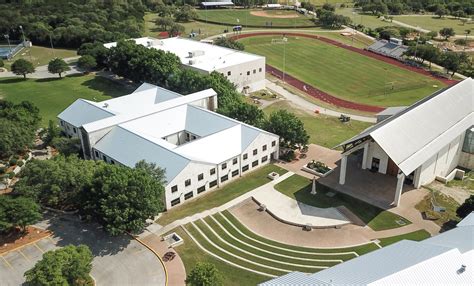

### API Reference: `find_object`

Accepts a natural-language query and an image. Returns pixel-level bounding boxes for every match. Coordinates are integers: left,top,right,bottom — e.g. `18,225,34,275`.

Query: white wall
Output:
59,120,80,138
459,152,474,170
217,57,266,93
365,141,389,174
417,134,464,186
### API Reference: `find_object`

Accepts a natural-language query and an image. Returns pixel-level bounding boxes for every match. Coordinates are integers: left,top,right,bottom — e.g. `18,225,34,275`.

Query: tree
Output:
135,160,166,182
222,102,266,128
457,195,474,219
50,137,82,156
0,195,41,233
439,27,455,40
427,31,438,39
174,5,197,22
11,59,35,78
44,120,61,145
441,52,461,76
186,263,223,286
24,245,93,286
77,55,97,73
168,23,185,37
435,7,448,18
155,16,175,31
0,59,4,68
214,37,244,51
264,110,309,149
82,164,165,235
77,42,109,68
48,58,70,78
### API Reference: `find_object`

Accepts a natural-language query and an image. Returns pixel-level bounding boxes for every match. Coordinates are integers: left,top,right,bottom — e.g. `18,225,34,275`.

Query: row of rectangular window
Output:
227,67,263,77
171,183,210,207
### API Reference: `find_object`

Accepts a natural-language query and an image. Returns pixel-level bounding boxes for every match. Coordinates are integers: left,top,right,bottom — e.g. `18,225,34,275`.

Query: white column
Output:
394,172,405,206
361,143,369,170
339,155,348,185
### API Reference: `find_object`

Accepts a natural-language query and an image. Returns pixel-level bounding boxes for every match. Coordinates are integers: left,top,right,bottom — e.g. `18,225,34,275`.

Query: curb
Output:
130,234,169,286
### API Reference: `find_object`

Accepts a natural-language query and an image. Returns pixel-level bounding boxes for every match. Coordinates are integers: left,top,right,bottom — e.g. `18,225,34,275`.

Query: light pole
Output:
464,29,471,52
49,33,55,58
19,25,32,62
4,34,12,59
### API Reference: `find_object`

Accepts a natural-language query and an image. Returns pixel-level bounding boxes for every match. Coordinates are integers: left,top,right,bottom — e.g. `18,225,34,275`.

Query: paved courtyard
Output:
1,213,166,286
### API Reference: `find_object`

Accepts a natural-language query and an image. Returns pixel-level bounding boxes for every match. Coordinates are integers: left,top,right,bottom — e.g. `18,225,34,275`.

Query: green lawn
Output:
156,164,287,226
173,228,268,286
336,8,392,30
195,9,315,27
264,101,373,148
274,174,411,231
447,170,474,191
394,15,474,35
378,229,431,247
240,35,445,107
0,75,130,126
2,45,77,70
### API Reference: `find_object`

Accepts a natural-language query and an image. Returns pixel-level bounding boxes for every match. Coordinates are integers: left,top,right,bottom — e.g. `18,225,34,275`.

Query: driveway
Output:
1,213,166,286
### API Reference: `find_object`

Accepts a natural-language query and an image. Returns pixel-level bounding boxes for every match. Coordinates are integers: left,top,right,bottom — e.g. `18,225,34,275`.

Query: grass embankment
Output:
240,35,445,107
416,187,461,229
274,174,411,231
378,229,431,247
0,75,129,126
156,165,287,226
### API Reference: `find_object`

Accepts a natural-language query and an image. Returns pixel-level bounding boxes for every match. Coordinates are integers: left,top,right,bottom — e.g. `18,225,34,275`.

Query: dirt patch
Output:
250,10,299,19
0,226,52,254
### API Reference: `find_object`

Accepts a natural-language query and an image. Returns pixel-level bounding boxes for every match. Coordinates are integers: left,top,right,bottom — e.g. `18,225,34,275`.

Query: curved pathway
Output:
231,31,458,113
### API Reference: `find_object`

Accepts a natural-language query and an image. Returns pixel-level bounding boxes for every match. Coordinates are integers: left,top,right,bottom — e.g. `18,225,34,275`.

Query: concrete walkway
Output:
252,185,351,227
144,172,294,238
265,79,376,123
0,57,81,79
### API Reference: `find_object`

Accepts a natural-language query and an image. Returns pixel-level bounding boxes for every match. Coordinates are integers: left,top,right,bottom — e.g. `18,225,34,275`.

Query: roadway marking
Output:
18,249,31,261
0,256,13,269
34,243,45,253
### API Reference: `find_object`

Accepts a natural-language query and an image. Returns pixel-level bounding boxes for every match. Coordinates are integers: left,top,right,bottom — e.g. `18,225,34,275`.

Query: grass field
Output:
156,164,287,226
240,35,445,107
274,174,411,230
2,45,77,70
0,75,129,126
336,8,391,30
378,229,431,247
393,15,474,35
196,9,315,27
263,101,372,148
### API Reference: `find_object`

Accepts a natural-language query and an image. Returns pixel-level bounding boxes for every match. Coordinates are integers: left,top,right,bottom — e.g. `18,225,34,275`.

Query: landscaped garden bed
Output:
302,160,334,177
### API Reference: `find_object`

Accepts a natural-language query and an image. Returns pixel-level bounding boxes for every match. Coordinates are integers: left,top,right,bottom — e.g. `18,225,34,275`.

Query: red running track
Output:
231,32,458,113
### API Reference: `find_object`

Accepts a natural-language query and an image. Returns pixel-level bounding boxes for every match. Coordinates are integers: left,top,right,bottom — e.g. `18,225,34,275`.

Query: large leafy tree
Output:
441,52,462,76
11,59,35,79
0,195,41,233
77,55,97,73
48,58,71,78
82,164,165,235
439,27,455,40
265,110,309,149
214,37,245,51
187,263,223,286
14,155,97,210
222,102,266,128
0,100,40,157
24,245,93,286
77,42,109,68
174,4,197,22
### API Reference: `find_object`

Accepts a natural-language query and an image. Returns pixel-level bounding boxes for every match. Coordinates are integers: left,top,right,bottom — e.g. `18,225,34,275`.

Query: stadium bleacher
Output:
367,38,408,61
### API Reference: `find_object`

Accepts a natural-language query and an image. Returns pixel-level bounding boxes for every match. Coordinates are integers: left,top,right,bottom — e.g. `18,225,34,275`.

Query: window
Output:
198,173,204,181
462,129,474,154
95,151,99,158
272,140,276,147
60,121,64,126
171,198,180,206
252,160,258,167
232,170,239,177
259,67,262,72
253,69,256,74
221,163,227,170
243,153,248,160
110,160,115,165
73,127,77,134
185,179,191,187
209,180,218,188
247,71,250,76
232,158,238,165
242,165,249,172
210,168,216,175
261,156,268,163
221,175,228,183
253,149,258,155
227,71,231,76
262,145,267,151
171,185,178,193
197,186,206,194
184,192,194,200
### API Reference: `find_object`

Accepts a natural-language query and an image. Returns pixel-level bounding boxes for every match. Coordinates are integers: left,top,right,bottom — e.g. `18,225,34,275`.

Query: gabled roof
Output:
339,78,474,175
457,212,474,227
57,99,115,127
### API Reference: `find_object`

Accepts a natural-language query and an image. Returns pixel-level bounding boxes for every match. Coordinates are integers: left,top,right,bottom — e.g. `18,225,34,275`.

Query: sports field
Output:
195,9,315,27
239,35,446,107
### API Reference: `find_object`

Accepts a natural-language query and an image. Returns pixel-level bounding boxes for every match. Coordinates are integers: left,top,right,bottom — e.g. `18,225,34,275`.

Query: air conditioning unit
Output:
189,59,197,65
189,50,205,58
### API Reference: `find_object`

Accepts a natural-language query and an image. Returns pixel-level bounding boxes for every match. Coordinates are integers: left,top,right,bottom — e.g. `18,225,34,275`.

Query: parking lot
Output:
1,213,166,286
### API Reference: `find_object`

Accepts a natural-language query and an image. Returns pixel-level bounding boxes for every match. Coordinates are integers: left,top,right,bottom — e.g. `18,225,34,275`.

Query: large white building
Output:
104,37,266,93
261,212,474,285
337,78,473,206
58,83,279,209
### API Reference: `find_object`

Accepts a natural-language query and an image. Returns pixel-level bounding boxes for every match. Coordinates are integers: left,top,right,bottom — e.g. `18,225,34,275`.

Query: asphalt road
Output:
1,213,166,286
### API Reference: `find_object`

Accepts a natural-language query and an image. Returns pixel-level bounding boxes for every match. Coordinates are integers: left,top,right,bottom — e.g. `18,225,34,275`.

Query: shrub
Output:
0,167,5,174
0,59,4,68
457,195,474,218
17,160,24,167
8,172,15,179
9,158,17,166
186,262,223,286
280,150,295,162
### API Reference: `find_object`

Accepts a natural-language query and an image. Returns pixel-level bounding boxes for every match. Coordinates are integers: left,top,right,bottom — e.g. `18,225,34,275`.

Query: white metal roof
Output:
104,37,264,71
57,99,115,127
457,212,474,227
340,78,474,175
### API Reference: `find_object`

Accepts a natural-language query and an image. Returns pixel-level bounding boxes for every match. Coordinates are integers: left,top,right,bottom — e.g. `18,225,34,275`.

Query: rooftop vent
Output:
102,103,109,108
189,59,197,65
188,50,205,58
457,265,466,274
